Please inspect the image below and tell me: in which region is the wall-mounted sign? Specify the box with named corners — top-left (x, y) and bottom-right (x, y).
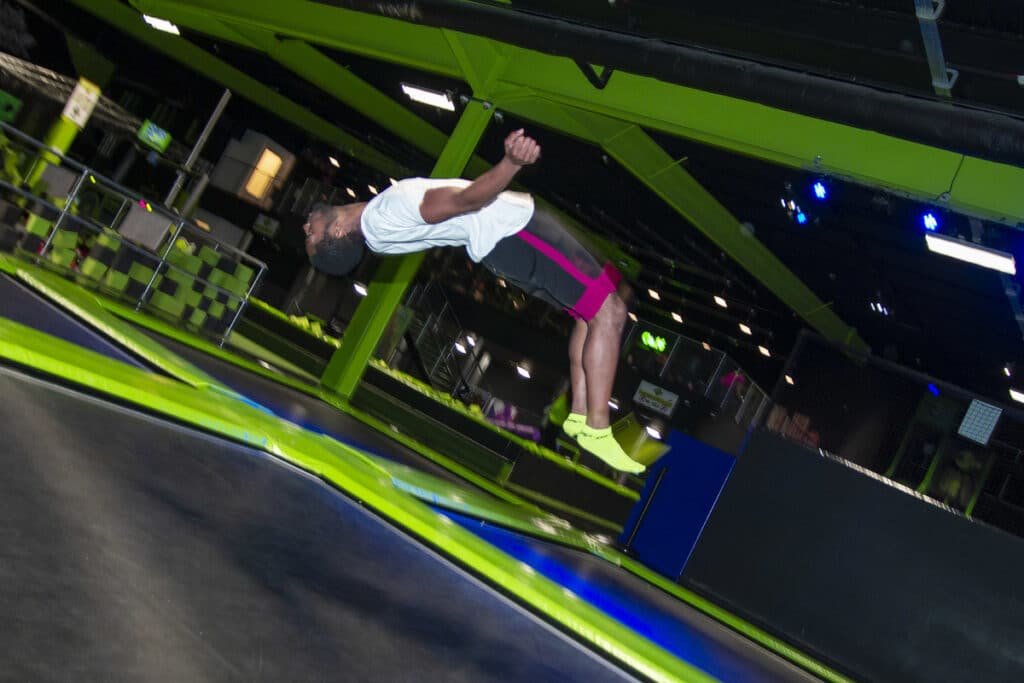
top-left (137, 119), bottom-right (172, 153)
top-left (640, 330), bottom-right (667, 353)
top-left (633, 380), bottom-right (679, 418)
top-left (61, 78), bottom-right (100, 129)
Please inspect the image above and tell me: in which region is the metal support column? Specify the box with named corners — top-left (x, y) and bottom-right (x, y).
top-left (914, 0), bottom-right (958, 97)
top-left (321, 100), bottom-right (495, 399)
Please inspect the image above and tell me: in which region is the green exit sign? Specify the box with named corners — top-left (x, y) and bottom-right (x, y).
top-left (640, 331), bottom-right (667, 352)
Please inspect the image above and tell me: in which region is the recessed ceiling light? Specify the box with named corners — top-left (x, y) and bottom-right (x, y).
top-left (368, 184), bottom-right (378, 195)
top-left (353, 282), bottom-right (368, 296)
top-left (466, 336), bottom-right (476, 348)
top-left (454, 342), bottom-right (467, 354)
top-left (714, 296), bottom-right (728, 308)
top-left (739, 323), bottom-right (752, 335)
top-left (1005, 365), bottom-right (1013, 378)
top-left (328, 156), bottom-right (340, 168)
top-left (516, 364), bottom-right (531, 379)
top-left (785, 374), bottom-right (795, 385)
top-left (671, 312), bottom-right (683, 323)
top-left (1011, 389), bottom-right (1024, 404)
top-left (648, 289), bottom-right (660, 301)
top-left (758, 345), bottom-right (771, 357)
top-left (389, 177), bottom-right (398, 186)
top-left (702, 341), bottom-right (712, 351)
top-left (628, 312), bottom-right (638, 322)
top-left (645, 425), bottom-right (663, 440)
top-left (346, 187), bottom-right (357, 198)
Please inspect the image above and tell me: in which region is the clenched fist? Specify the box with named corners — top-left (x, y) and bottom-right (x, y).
top-left (504, 129), bottom-right (541, 167)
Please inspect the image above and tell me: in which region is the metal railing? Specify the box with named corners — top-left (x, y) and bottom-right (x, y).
top-left (0, 121), bottom-right (267, 344)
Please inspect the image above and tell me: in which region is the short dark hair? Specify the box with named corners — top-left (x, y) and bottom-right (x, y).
top-left (310, 231), bottom-right (365, 277)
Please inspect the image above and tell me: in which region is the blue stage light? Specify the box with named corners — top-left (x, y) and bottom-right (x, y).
top-left (923, 212), bottom-right (939, 231)
top-left (813, 181), bottom-right (828, 200)
top-left (796, 212), bottom-right (808, 225)
top-left (928, 383), bottom-right (940, 396)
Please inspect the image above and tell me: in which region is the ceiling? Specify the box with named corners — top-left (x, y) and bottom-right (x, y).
top-left (20, 0), bottom-right (1024, 403)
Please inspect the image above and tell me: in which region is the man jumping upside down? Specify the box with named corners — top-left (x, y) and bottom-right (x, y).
top-left (304, 129), bottom-right (644, 474)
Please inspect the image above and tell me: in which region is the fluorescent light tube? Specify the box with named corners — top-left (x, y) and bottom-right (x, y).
top-left (926, 233), bottom-right (1016, 275)
top-left (142, 15), bottom-right (180, 35)
top-left (401, 84), bottom-right (455, 111)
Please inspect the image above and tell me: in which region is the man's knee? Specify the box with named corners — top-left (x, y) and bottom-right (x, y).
top-left (595, 292), bottom-right (628, 329)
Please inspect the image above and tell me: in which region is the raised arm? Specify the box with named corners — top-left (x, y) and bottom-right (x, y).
top-left (419, 129), bottom-right (540, 224)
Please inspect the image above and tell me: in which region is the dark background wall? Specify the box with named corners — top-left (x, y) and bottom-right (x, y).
top-left (682, 430), bottom-right (1024, 683)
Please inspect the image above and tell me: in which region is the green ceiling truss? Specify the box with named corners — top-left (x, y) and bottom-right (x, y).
top-left (73, 0), bottom-right (865, 350)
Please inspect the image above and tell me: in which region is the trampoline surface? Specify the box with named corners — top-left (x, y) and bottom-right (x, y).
top-left (0, 368), bottom-right (632, 682)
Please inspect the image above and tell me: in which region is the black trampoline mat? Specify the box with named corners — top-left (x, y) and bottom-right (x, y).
top-left (0, 368), bottom-right (634, 682)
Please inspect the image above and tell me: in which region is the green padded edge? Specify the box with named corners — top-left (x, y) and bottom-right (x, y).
top-left (0, 317), bottom-right (715, 683)
top-left (4, 257), bottom-right (221, 391)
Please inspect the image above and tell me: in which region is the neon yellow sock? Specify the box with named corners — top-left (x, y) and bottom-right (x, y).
top-left (562, 412), bottom-right (587, 438)
top-left (577, 426), bottom-right (645, 474)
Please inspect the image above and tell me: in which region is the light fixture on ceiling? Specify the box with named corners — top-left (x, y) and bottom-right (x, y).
top-left (922, 212), bottom-right (940, 232)
top-left (714, 295), bottom-right (728, 309)
top-left (328, 156), bottom-right (340, 168)
top-left (466, 335), bottom-right (477, 348)
top-left (353, 282), bottom-right (368, 297)
top-left (645, 425), bottom-right (663, 440)
top-left (346, 187), bottom-right (357, 199)
top-left (648, 288), bottom-right (661, 301)
top-left (785, 374), bottom-right (795, 385)
top-left (796, 211), bottom-right (808, 225)
top-left (401, 83), bottom-right (455, 111)
top-left (813, 181), bottom-right (828, 200)
top-left (672, 312), bottom-right (683, 323)
top-left (142, 15), bottom-right (180, 35)
top-left (739, 323), bottom-right (752, 335)
top-left (454, 341), bottom-right (467, 354)
top-left (516, 364), bottom-right (531, 380)
top-left (628, 312), bottom-right (638, 322)
top-left (608, 398), bottom-right (620, 411)
top-left (1011, 388), bottom-right (1024, 404)
top-left (389, 177), bottom-right (398, 186)
top-left (925, 233), bottom-right (1016, 275)
top-left (758, 345), bottom-right (771, 357)
top-left (368, 184), bottom-right (378, 195)
top-left (1005, 365), bottom-right (1013, 378)
top-left (702, 341), bottom-right (712, 351)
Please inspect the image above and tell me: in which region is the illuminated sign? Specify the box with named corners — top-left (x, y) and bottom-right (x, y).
top-left (640, 331), bottom-right (667, 353)
top-left (137, 119), bottom-right (172, 153)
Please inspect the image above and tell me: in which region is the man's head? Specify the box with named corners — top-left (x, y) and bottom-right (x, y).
top-left (304, 202), bottom-right (366, 276)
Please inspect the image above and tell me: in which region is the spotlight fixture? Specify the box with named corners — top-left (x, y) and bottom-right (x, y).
top-left (401, 83), bottom-right (455, 111)
top-left (628, 312), bottom-right (638, 322)
top-left (922, 212), bottom-right (939, 232)
top-left (813, 181), bottom-right (828, 200)
top-left (353, 282), bottom-right (368, 296)
top-left (671, 312), bottom-right (683, 323)
top-left (714, 296), bottom-right (728, 309)
top-left (454, 342), bottom-right (467, 354)
top-left (796, 211), bottom-right (808, 225)
top-left (142, 14), bottom-right (180, 35)
top-left (785, 375), bottom-right (795, 385)
top-left (926, 233), bottom-right (1016, 275)
top-left (648, 288), bottom-right (661, 301)
top-left (702, 341), bottom-right (712, 351)
top-left (328, 156), bottom-right (340, 168)
top-left (758, 345), bottom-right (771, 357)
top-left (466, 335), bottom-right (477, 348)
top-left (368, 184), bottom-right (378, 195)
top-left (739, 323), bottom-right (752, 335)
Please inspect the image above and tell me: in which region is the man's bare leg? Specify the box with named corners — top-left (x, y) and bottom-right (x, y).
top-left (576, 293), bottom-right (644, 473)
top-left (562, 319), bottom-right (590, 438)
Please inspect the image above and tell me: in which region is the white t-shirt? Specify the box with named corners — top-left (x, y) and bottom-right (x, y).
top-left (360, 178), bottom-right (535, 262)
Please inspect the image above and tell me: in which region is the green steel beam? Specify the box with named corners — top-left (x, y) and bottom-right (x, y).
top-left (69, 0), bottom-right (409, 179)
top-left (322, 100), bottom-right (495, 399)
top-left (141, 0), bottom-right (1024, 224)
top-left (542, 106), bottom-right (867, 350)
